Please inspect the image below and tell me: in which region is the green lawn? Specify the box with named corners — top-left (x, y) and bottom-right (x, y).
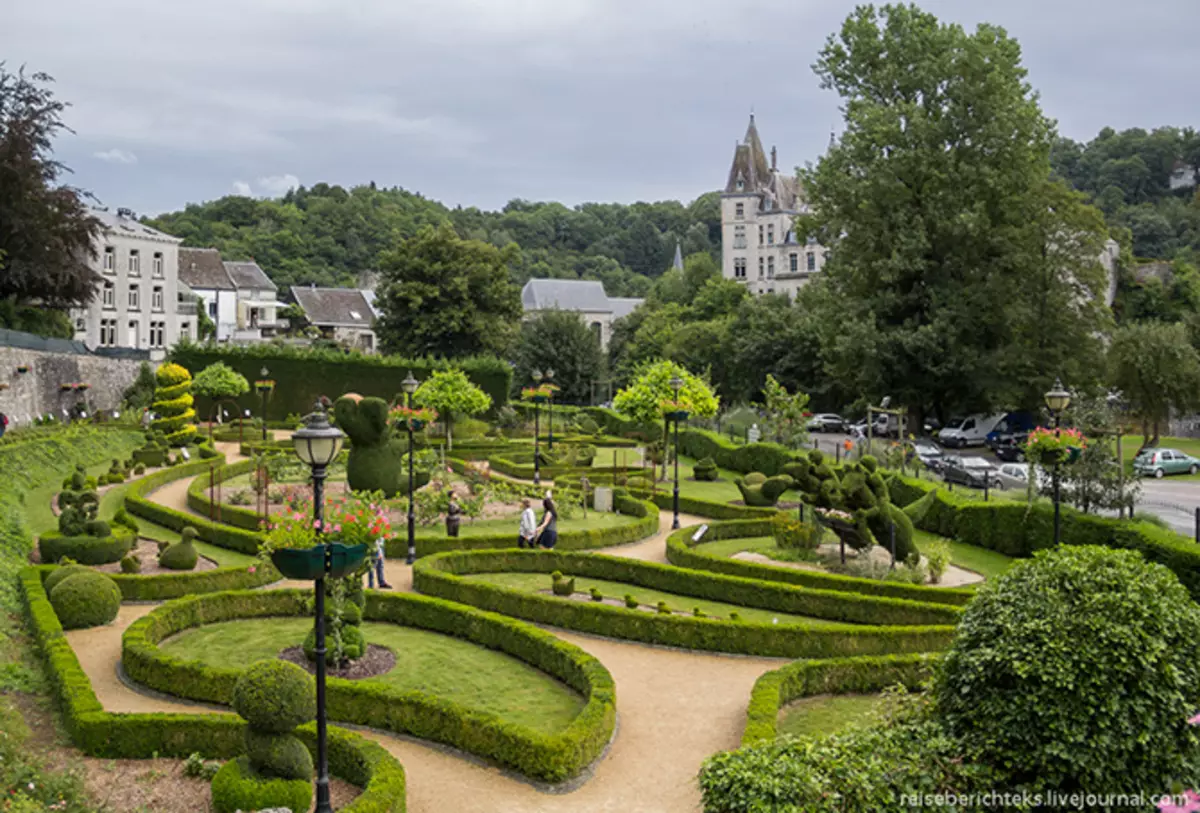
top-left (461, 572), bottom-right (842, 625)
top-left (912, 529), bottom-right (1014, 581)
top-left (1116, 435), bottom-right (1200, 481)
top-left (777, 694), bottom-right (887, 739)
top-left (160, 618), bottom-right (584, 733)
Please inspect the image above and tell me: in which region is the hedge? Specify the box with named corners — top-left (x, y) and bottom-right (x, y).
top-left (387, 492), bottom-right (658, 559)
top-left (19, 567), bottom-right (406, 811)
top-left (663, 522), bottom-right (973, 607)
top-left (38, 527), bottom-right (136, 565)
top-left (741, 653), bottom-right (939, 745)
top-left (412, 550), bottom-right (958, 658)
top-left (886, 474), bottom-right (1200, 600)
top-left (121, 588), bottom-right (616, 783)
top-left (676, 428), bottom-right (798, 476)
top-left (171, 344), bottom-right (512, 422)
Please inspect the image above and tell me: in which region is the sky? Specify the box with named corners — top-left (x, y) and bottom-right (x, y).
top-left (5, 0), bottom-right (1199, 217)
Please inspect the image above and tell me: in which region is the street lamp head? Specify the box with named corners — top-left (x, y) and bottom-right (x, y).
top-left (260, 366), bottom-right (269, 377)
top-left (292, 399), bottom-right (345, 467)
top-left (401, 370), bottom-right (419, 395)
top-left (1044, 378), bottom-right (1071, 414)
top-left (669, 374), bottom-right (683, 393)
top-left (545, 369), bottom-right (555, 381)
top-left (880, 395), bottom-right (891, 410)
top-left (532, 369), bottom-right (543, 383)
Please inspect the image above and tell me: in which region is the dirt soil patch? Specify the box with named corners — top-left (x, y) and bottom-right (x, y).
top-left (91, 538), bottom-right (219, 575)
top-left (279, 643), bottom-right (397, 680)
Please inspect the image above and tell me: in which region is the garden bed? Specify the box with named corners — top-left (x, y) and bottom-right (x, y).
top-left (89, 538), bottom-right (219, 576)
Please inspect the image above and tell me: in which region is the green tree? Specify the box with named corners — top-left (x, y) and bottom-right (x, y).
top-left (191, 362), bottom-right (250, 400)
top-left (0, 66), bottom-right (101, 310)
top-left (760, 374), bottom-right (810, 448)
top-left (195, 296), bottom-right (216, 341)
top-left (799, 4), bottom-right (1108, 428)
top-left (1108, 321), bottom-right (1200, 448)
top-left (513, 310), bottom-right (605, 405)
top-left (613, 360), bottom-right (719, 480)
top-left (374, 224), bottom-right (522, 358)
top-left (412, 368), bottom-right (492, 450)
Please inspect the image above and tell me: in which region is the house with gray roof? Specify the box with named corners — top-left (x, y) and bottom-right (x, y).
top-left (288, 286), bottom-right (377, 353)
top-left (520, 278), bottom-right (643, 349)
top-left (179, 249), bottom-right (281, 343)
top-left (224, 261), bottom-right (280, 341)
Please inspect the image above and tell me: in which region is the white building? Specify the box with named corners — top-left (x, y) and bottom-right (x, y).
top-left (179, 250), bottom-right (280, 343)
top-left (72, 207), bottom-right (195, 357)
top-left (520, 279), bottom-right (642, 349)
top-left (224, 261), bottom-right (281, 341)
top-left (720, 115), bottom-right (828, 300)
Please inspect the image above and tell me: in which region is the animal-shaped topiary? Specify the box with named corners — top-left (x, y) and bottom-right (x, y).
top-left (56, 469), bottom-right (101, 537)
top-left (158, 526), bottom-right (199, 570)
top-left (551, 571), bottom-right (576, 596)
top-left (211, 660), bottom-right (315, 813)
top-left (303, 575), bottom-right (368, 666)
top-left (693, 457), bottom-right (719, 481)
top-left (735, 473), bottom-right (794, 507)
top-left (335, 396), bottom-right (406, 497)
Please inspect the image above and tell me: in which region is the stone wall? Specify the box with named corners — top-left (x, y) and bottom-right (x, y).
top-left (0, 342), bottom-right (151, 428)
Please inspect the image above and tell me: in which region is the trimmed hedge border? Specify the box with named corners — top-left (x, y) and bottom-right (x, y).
top-left (412, 549), bottom-right (958, 658)
top-left (886, 474), bottom-right (1200, 600)
top-left (741, 653), bottom-right (939, 745)
top-left (663, 521), bottom-right (973, 607)
top-left (19, 567), bottom-right (406, 812)
top-left (121, 588), bottom-right (616, 783)
top-left (30, 561), bottom-right (278, 602)
top-left (552, 474), bottom-right (778, 521)
top-left (38, 527), bottom-right (136, 565)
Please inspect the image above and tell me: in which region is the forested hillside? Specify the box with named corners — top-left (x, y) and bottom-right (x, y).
top-left (146, 183), bottom-right (722, 295)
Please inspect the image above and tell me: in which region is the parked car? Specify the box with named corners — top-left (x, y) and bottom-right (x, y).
top-left (806, 413), bottom-right (846, 433)
top-left (1133, 448), bottom-right (1200, 478)
top-left (994, 432), bottom-right (1029, 462)
top-left (906, 439), bottom-right (946, 473)
top-left (985, 411), bottom-right (1038, 451)
top-left (996, 462), bottom-right (1049, 490)
top-left (941, 456), bottom-right (1003, 489)
top-left (939, 413), bottom-right (1006, 448)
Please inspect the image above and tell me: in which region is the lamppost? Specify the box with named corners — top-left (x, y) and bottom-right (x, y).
top-left (532, 370), bottom-right (543, 486)
top-left (258, 366), bottom-right (271, 441)
top-left (290, 402), bottom-right (345, 813)
top-left (1044, 378), bottom-right (1072, 546)
top-left (670, 375), bottom-right (683, 530)
top-left (402, 371), bottom-right (420, 565)
top-left (544, 369), bottom-right (556, 450)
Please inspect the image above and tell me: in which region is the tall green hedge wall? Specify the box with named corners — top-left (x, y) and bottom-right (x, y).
top-left (171, 345), bottom-right (511, 422)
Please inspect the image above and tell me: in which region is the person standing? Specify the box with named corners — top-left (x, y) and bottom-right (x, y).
top-left (445, 491), bottom-right (461, 537)
top-left (368, 536), bottom-right (392, 590)
top-left (535, 492), bottom-right (558, 549)
top-left (518, 498), bottom-right (537, 548)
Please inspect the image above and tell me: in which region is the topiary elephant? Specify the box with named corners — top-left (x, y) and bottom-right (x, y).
top-left (735, 473), bottom-right (794, 507)
top-left (335, 396), bottom-right (407, 497)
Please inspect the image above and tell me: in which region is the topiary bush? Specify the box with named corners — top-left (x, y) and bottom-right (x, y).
top-left (158, 526), bottom-right (199, 571)
top-left (120, 554), bottom-right (141, 573)
top-left (44, 564), bottom-right (89, 593)
top-left (935, 545), bottom-right (1200, 796)
top-left (743, 472), bottom-right (767, 486)
top-left (230, 659), bottom-right (316, 734)
top-left (244, 729), bottom-right (313, 781)
top-left (49, 571), bottom-right (121, 629)
top-left (551, 571), bottom-right (576, 596)
top-left (335, 396), bottom-right (406, 496)
top-left (150, 363), bottom-right (197, 447)
top-left (771, 513), bottom-right (822, 552)
top-left (693, 457), bottom-right (719, 481)
top-left (735, 474), bottom-right (793, 507)
top-left (211, 756), bottom-right (312, 813)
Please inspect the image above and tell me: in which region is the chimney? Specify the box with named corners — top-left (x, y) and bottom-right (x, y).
top-left (117, 207), bottom-right (134, 219)
top-left (770, 146), bottom-right (777, 171)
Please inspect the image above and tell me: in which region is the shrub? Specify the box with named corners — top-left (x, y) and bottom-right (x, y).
top-left (864, 502), bottom-right (918, 563)
top-left (590, 587), bottom-right (603, 602)
top-left (182, 752), bottom-right (220, 780)
top-left (37, 529), bottom-right (133, 565)
top-left (49, 571), bottom-right (121, 629)
top-left (551, 573), bottom-right (576, 596)
top-left (211, 756), bottom-right (312, 813)
top-left (113, 508), bottom-right (138, 533)
top-left (133, 462), bottom-right (146, 474)
top-left (158, 526), bottom-right (199, 571)
top-left (303, 624), bottom-right (366, 665)
top-left (44, 564), bottom-right (89, 593)
top-left (743, 472), bottom-right (767, 486)
top-left (120, 554), bottom-right (141, 573)
top-left (624, 594), bottom-right (638, 608)
top-left (735, 474), bottom-right (793, 507)
top-left (231, 660), bottom-right (316, 734)
top-left (771, 514), bottom-right (822, 551)
top-left (935, 546), bottom-right (1200, 795)
top-left (923, 539), bottom-right (950, 584)
top-left (244, 730), bottom-right (313, 781)
top-left (656, 601), bottom-right (671, 614)
top-left (693, 457), bottom-right (719, 481)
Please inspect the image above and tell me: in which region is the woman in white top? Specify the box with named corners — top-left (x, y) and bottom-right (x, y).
top-left (518, 498), bottom-right (537, 548)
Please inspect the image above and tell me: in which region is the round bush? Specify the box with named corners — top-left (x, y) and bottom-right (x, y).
top-left (44, 564), bottom-right (90, 593)
top-left (49, 571), bottom-right (121, 629)
top-left (210, 756), bottom-right (312, 813)
top-left (231, 660), bottom-right (315, 734)
top-left (244, 731), bottom-right (313, 781)
top-left (935, 545), bottom-right (1200, 794)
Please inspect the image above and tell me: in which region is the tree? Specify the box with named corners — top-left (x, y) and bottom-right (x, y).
top-left (195, 296), bottom-right (216, 342)
top-left (1108, 321), bottom-right (1200, 448)
top-left (412, 368), bottom-right (492, 450)
top-left (1055, 394), bottom-right (1140, 515)
top-left (513, 310), bottom-right (605, 405)
top-left (799, 4), bottom-right (1109, 428)
top-left (612, 360), bottom-right (719, 480)
top-left (191, 362), bottom-right (250, 400)
top-left (0, 66), bottom-right (101, 309)
top-left (760, 374), bottom-right (810, 448)
top-left (374, 223), bottom-right (522, 358)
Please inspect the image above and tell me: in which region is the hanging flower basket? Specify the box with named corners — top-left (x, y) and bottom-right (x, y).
top-left (74, 383), bottom-right (90, 392)
top-left (60, 383), bottom-right (74, 392)
top-left (389, 404), bottom-right (437, 432)
top-left (270, 542), bottom-right (368, 581)
top-left (254, 379), bottom-right (276, 392)
top-left (521, 386), bottom-right (552, 404)
top-left (1026, 427), bottom-right (1087, 466)
top-left (660, 399), bottom-right (690, 422)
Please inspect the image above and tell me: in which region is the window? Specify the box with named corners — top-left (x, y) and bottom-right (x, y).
top-left (758, 225), bottom-right (764, 246)
top-left (127, 320), bottom-right (139, 347)
top-left (103, 246), bottom-right (115, 272)
top-left (767, 257), bottom-right (775, 278)
top-left (758, 257), bottom-right (764, 278)
top-left (733, 225), bottom-right (746, 249)
top-left (734, 258), bottom-right (746, 279)
top-left (153, 252), bottom-right (164, 277)
top-left (790, 253), bottom-right (799, 272)
top-left (735, 202), bottom-right (744, 220)
top-left (806, 252), bottom-right (816, 271)
top-left (180, 321), bottom-right (190, 337)
top-left (767, 225), bottom-right (774, 245)
top-left (74, 317), bottom-right (85, 332)
top-left (208, 300), bottom-right (217, 318)
top-left (128, 249), bottom-right (140, 275)
top-left (152, 286), bottom-right (164, 311)
top-left (736, 179), bottom-right (744, 191)
top-left (102, 282), bottom-right (115, 309)
top-left (99, 319), bottom-right (116, 347)
top-left (149, 321), bottom-right (165, 348)
top-left (128, 284), bottom-right (140, 310)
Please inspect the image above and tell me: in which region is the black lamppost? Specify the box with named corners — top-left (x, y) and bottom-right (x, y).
top-left (545, 369), bottom-right (556, 450)
top-left (532, 370), bottom-right (543, 486)
top-left (1044, 378), bottom-right (1072, 546)
top-left (670, 374), bottom-right (683, 530)
top-left (290, 402), bottom-right (345, 813)
top-left (402, 371), bottom-right (420, 565)
top-left (258, 366), bottom-right (270, 441)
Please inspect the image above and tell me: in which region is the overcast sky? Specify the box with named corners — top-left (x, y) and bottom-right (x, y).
top-left (5, 1), bottom-right (1198, 216)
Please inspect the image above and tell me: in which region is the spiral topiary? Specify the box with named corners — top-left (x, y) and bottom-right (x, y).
top-left (158, 526), bottom-right (199, 571)
top-left (49, 571), bottom-right (121, 629)
top-left (150, 363), bottom-right (196, 447)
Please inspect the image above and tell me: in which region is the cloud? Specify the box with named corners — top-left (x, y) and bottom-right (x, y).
top-left (231, 174), bottom-right (300, 198)
top-left (93, 148), bottom-right (137, 164)
top-left (231, 180), bottom-right (253, 197)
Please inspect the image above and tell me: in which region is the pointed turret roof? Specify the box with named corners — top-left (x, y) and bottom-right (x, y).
top-left (724, 114), bottom-right (772, 195)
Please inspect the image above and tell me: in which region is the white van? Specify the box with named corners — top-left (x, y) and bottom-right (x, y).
top-left (939, 413), bottom-right (1005, 448)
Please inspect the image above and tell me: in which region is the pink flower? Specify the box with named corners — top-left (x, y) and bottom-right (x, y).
top-left (247, 566), bottom-right (257, 574)
top-left (1190, 712), bottom-right (1200, 726)
top-left (1159, 790), bottom-right (1200, 813)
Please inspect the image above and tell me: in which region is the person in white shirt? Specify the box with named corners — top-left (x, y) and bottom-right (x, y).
top-left (368, 536), bottom-right (392, 589)
top-left (518, 498), bottom-right (537, 548)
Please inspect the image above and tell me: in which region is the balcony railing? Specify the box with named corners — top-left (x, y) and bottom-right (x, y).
top-left (177, 300), bottom-right (198, 316)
